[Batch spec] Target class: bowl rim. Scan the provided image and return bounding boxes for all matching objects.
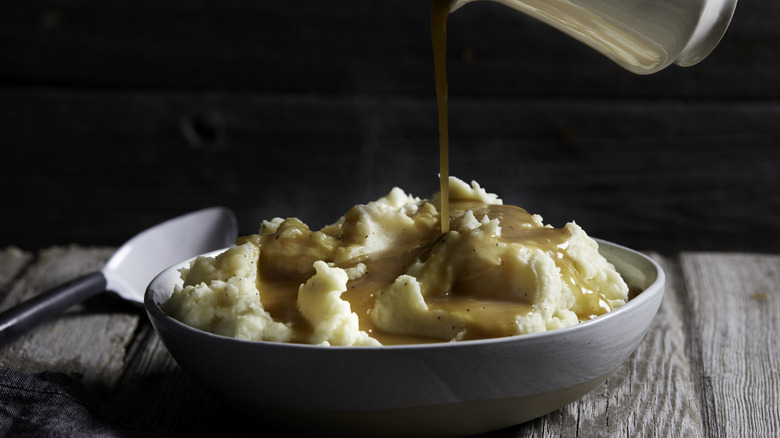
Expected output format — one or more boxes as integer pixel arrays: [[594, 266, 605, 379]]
[[145, 238, 665, 352]]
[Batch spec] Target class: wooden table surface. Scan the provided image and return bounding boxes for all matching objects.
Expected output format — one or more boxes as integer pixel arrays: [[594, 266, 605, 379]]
[[0, 245, 777, 437]]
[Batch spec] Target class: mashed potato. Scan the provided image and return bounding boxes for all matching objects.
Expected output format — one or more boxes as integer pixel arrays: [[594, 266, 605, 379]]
[[162, 177, 629, 346]]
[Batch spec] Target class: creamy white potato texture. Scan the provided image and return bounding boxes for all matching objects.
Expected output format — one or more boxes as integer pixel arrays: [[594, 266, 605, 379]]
[[162, 177, 629, 346]]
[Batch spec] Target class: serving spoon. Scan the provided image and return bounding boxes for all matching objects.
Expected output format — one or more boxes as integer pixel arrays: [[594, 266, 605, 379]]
[[0, 207, 238, 345]]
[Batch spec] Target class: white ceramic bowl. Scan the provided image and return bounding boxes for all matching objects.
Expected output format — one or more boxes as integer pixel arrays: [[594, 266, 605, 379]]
[[145, 239, 664, 437]]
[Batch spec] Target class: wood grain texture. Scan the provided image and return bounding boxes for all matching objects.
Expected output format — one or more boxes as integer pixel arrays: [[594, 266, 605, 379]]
[[0, 247, 32, 289], [611, 254, 705, 437], [0, 246, 138, 393], [2, 89, 778, 253], [680, 252, 780, 438]]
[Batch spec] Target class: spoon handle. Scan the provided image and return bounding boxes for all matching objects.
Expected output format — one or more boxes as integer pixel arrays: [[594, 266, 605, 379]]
[[0, 271, 107, 346]]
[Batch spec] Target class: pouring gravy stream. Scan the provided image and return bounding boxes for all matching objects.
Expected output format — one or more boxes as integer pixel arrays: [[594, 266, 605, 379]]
[[432, 0, 451, 234]]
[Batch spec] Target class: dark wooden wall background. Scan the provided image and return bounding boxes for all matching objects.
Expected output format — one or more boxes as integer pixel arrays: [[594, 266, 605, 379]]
[[1, 1, 778, 255]]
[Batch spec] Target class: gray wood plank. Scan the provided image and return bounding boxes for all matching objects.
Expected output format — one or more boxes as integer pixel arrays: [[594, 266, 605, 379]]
[[680, 252, 780, 438], [0, 246, 111, 306], [0, 246, 139, 393], [0, 247, 33, 293], [2, 89, 778, 254], [602, 253, 706, 436]]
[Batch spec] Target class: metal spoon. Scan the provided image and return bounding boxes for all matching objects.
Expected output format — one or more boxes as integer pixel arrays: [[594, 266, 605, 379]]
[[0, 207, 238, 345]]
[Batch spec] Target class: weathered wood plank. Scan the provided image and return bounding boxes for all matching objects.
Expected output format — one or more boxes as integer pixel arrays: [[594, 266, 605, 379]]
[[0, 247, 33, 293], [602, 253, 706, 436], [0, 246, 112, 306], [2, 89, 778, 253], [680, 252, 780, 437], [0, 246, 140, 393]]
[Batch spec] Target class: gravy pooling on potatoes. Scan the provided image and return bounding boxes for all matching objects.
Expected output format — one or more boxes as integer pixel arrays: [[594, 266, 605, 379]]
[[165, 178, 630, 345], [238, 202, 616, 345]]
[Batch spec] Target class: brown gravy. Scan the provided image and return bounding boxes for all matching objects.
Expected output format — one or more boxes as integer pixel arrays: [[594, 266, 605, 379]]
[[253, 203, 616, 345]]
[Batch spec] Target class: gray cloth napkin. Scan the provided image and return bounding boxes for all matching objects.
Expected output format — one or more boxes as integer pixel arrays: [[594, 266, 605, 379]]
[[0, 367, 165, 437], [0, 367, 287, 437]]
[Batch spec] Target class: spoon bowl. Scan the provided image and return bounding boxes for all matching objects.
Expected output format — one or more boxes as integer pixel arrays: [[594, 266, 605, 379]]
[[0, 207, 238, 345]]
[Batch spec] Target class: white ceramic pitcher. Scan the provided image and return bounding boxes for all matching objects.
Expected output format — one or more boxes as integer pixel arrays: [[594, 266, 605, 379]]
[[449, 0, 738, 74]]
